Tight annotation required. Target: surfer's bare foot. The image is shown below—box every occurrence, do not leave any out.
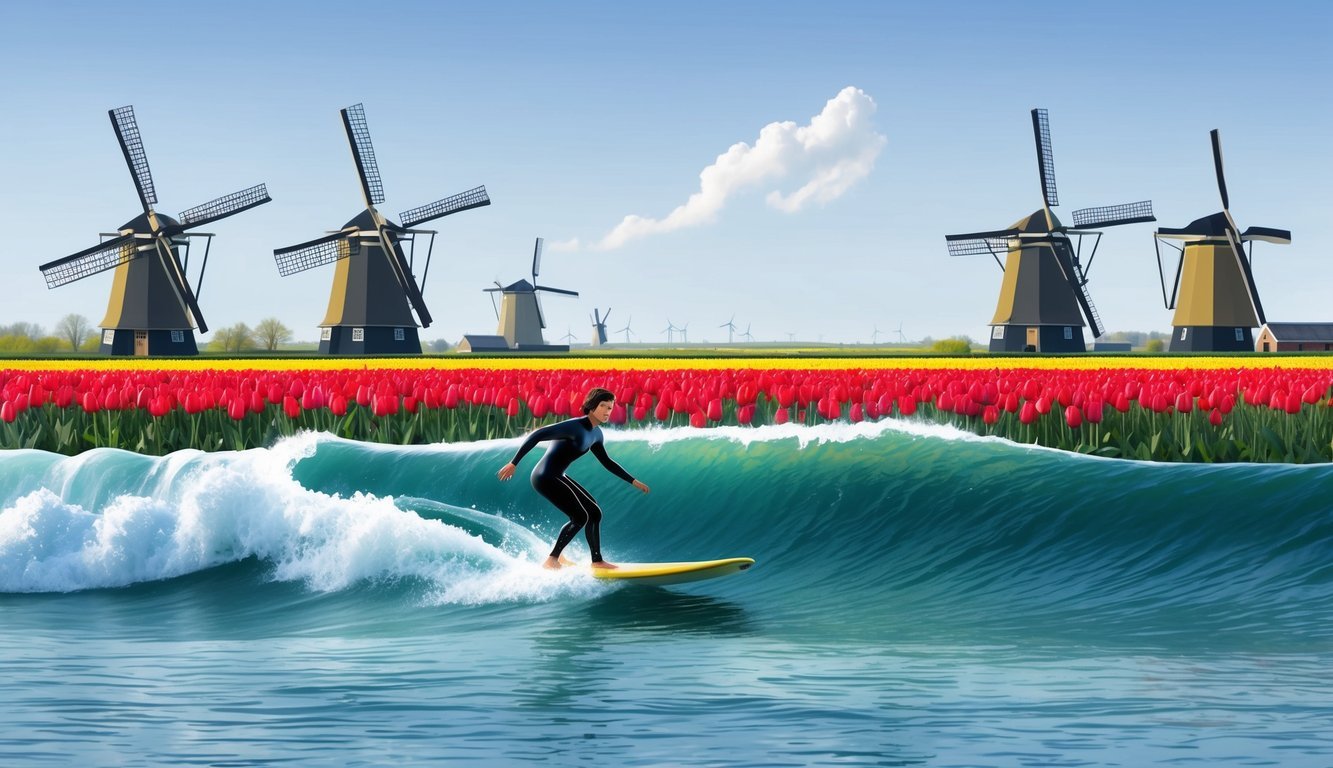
[542,556,562,570]
[559,555,575,567]
[590,560,618,570]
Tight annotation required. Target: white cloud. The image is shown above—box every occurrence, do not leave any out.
[556,86,886,252]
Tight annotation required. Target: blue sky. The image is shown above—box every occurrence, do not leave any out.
[3,0,1330,345]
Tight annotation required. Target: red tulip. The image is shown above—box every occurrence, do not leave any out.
[1175,392,1193,414]
[1019,401,1038,425]
[706,398,723,422]
[330,395,348,417]
[897,395,917,416]
[1285,392,1302,415]
[689,411,706,428]
[1064,405,1082,429]
[1084,397,1104,424]
[1035,396,1052,415]
[284,395,301,419]
[982,405,999,425]
[775,407,790,425]
[228,398,247,421]
[0,401,14,424]
[1209,408,1223,426]
[374,395,399,418]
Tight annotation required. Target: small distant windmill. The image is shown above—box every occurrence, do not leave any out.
[485,237,579,349]
[896,323,909,344]
[872,324,882,344]
[946,108,1156,353]
[273,103,489,354]
[616,316,634,343]
[590,308,611,346]
[1153,130,1290,351]
[679,322,690,344]
[718,314,738,344]
[740,323,754,342]
[39,105,271,356]
[561,327,578,345]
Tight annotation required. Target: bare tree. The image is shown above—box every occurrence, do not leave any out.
[209,323,255,354]
[254,317,293,351]
[56,314,92,351]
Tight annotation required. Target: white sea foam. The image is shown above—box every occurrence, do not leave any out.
[0,440,603,601]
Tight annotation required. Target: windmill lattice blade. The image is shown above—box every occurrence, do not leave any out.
[39,234,143,288]
[1211,129,1230,211]
[178,184,272,228]
[399,186,491,229]
[342,104,385,206]
[273,231,357,276]
[946,238,1010,257]
[1071,200,1155,229]
[1032,108,1058,208]
[532,238,544,279]
[945,229,1017,257]
[109,105,157,210]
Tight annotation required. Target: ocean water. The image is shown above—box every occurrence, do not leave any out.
[2,421,1332,766]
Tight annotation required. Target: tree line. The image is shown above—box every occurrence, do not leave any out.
[0,316,298,353]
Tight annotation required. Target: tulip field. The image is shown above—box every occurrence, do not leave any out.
[2,357,1333,463]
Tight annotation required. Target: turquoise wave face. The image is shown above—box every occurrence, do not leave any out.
[3,423,1332,648]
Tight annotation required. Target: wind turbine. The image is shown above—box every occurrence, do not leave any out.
[661,319,678,344]
[896,323,908,344]
[616,316,634,343]
[872,324,882,344]
[718,314,738,344]
[740,323,753,342]
[561,327,577,345]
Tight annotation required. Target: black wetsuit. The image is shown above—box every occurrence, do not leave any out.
[510,416,636,562]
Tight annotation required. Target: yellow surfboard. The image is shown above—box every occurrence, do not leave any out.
[590,557,755,586]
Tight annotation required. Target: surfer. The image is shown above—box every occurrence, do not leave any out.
[497,387,649,570]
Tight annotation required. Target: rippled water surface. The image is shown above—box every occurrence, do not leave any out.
[3,424,1332,765]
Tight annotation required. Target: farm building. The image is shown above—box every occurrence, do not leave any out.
[1255,323,1333,352]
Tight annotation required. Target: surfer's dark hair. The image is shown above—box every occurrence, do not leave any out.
[582,388,615,414]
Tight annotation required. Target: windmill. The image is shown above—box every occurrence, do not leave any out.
[38,105,271,356]
[1153,130,1290,351]
[896,323,908,344]
[484,237,579,350]
[740,323,754,342]
[590,308,611,346]
[946,108,1156,352]
[718,314,738,343]
[872,324,882,344]
[616,316,634,343]
[561,327,578,345]
[679,322,690,344]
[661,319,679,344]
[273,103,490,354]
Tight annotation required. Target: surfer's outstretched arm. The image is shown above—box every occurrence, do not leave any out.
[590,442,649,493]
[497,423,563,480]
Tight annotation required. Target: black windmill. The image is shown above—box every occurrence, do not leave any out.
[590,308,611,346]
[1153,129,1290,352]
[484,238,580,351]
[39,106,271,356]
[273,103,490,354]
[946,108,1156,353]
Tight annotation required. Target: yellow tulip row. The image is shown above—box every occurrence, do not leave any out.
[4,354,1333,373]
